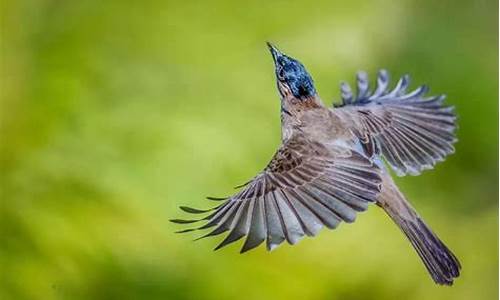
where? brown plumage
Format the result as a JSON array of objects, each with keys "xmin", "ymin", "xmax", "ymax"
[{"xmin": 171, "ymin": 43, "xmax": 461, "ymax": 285}]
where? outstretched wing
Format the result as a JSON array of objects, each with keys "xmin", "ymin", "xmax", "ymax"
[
  {"xmin": 334, "ymin": 70, "xmax": 457, "ymax": 176},
  {"xmin": 171, "ymin": 134, "xmax": 382, "ymax": 253}
]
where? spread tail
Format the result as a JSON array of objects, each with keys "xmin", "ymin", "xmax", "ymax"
[{"xmin": 379, "ymin": 176, "xmax": 461, "ymax": 285}]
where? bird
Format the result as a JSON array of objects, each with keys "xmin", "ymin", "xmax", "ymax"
[{"xmin": 171, "ymin": 42, "xmax": 461, "ymax": 285}]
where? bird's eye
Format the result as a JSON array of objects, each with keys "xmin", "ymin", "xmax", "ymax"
[{"xmin": 278, "ymin": 69, "xmax": 285, "ymax": 80}]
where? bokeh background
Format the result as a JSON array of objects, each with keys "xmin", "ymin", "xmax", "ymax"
[{"xmin": 1, "ymin": 0, "xmax": 498, "ymax": 299}]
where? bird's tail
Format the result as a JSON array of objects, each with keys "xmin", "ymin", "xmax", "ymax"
[{"xmin": 378, "ymin": 175, "xmax": 461, "ymax": 285}]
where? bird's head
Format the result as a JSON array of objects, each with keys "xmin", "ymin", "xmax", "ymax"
[{"xmin": 267, "ymin": 42, "xmax": 317, "ymax": 101}]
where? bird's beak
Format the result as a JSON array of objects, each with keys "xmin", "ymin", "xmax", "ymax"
[{"xmin": 267, "ymin": 42, "xmax": 283, "ymax": 64}]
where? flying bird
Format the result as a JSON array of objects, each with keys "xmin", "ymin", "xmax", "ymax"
[{"xmin": 171, "ymin": 43, "xmax": 461, "ymax": 285}]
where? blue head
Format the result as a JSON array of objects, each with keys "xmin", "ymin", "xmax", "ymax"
[{"xmin": 267, "ymin": 42, "xmax": 317, "ymax": 100}]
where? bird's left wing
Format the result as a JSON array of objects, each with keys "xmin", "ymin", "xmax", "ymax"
[{"xmin": 171, "ymin": 133, "xmax": 382, "ymax": 253}]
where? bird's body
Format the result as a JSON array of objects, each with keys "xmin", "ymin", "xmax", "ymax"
[{"xmin": 172, "ymin": 43, "xmax": 461, "ymax": 285}]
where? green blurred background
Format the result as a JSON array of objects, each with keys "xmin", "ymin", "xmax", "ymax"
[{"xmin": 1, "ymin": 0, "xmax": 498, "ymax": 299}]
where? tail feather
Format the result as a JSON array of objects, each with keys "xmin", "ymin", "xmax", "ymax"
[
  {"xmin": 390, "ymin": 213, "xmax": 461, "ymax": 285},
  {"xmin": 378, "ymin": 174, "xmax": 461, "ymax": 285}
]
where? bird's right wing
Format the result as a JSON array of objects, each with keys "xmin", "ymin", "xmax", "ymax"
[
  {"xmin": 171, "ymin": 133, "xmax": 382, "ymax": 253},
  {"xmin": 333, "ymin": 70, "xmax": 457, "ymax": 176}
]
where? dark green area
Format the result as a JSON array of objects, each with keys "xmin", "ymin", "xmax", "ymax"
[{"xmin": 1, "ymin": 0, "xmax": 498, "ymax": 299}]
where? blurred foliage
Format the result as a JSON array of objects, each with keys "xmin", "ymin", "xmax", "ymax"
[{"xmin": 1, "ymin": 0, "xmax": 498, "ymax": 299}]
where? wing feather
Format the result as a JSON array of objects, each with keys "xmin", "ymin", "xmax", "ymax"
[
  {"xmin": 172, "ymin": 133, "xmax": 382, "ymax": 252},
  {"xmin": 265, "ymin": 192, "xmax": 287, "ymax": 251},
  {"xmin": 241, "ymin": 197, "xmax": 267, "ymax": 253},
  {"xmin": 335, "ymin": 70, "xmax": 457, "ymax": 176}
]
